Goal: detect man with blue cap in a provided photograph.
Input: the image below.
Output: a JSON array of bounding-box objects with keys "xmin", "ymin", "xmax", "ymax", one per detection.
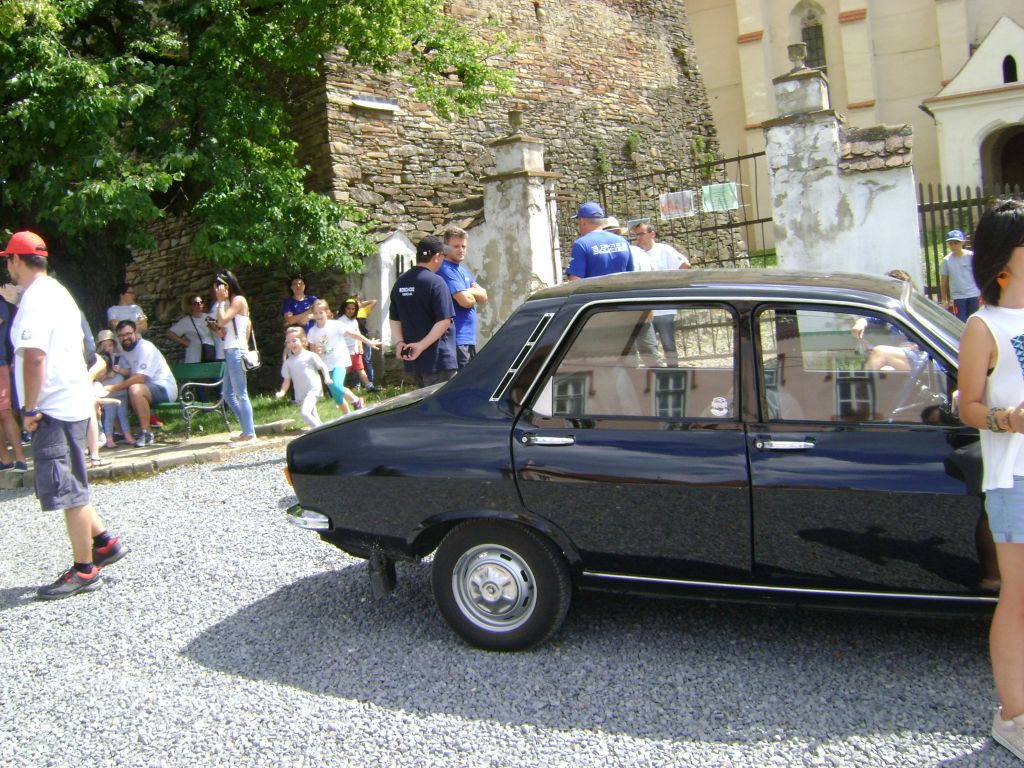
[
  {"xmin": 566, "ymin": 201, "xmax": 634, "ymax": 280},
  {"xmin": 939, "ymin": 229, "xmax": 980, "ymax": 318}
]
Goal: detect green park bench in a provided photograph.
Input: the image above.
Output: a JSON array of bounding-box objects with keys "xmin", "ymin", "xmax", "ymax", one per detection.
[{"xmin": 152, "ymin": 361, "xmax": 231, "ymax": 439}]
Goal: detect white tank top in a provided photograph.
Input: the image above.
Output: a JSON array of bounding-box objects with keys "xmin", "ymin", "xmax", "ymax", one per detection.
[
  {"xmin": 224, "ymin": 311, "xmax": 250, "ymax": 351},
  {"xmin": 974, "ymin": 304, "xmax": 1024, "ymax": 490}
]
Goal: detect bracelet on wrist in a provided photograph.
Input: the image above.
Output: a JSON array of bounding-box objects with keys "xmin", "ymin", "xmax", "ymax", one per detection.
[{"xmin": 988, "ymin": 407, "xmax": 1015, "ymax": 433}]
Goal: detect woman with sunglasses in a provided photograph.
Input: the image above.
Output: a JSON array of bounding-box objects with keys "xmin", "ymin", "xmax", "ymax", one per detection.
[
  {"xmin": 212, "ymin": 270, "xmax": 256, "ymax": 442},
  {"xmin": 166, "ymin": 295, "xmax": 218, "ymax": 363}
]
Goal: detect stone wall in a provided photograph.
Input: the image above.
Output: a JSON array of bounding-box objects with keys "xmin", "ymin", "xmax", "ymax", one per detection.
[
  {"xmin": 128, "ymin": 0, "xmax": 719, "ymax": 389},
  {"xmin": 126, "ymin": 217, "xmax": 356, "ymax": 392},
  {"xmin": 307, "ymin": 0, "xmax": 717, "ymax": 245}
]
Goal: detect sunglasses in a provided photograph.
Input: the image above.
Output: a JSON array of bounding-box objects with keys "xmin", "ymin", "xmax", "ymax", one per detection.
[{"xmin": 191, "ymin": 299, "xmax": 204, "ymax": 305}]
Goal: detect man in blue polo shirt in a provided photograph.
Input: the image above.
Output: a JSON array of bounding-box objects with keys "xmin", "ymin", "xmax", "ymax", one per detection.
[
  {"xmin": 389, "ymin": 236, "xmax": 457, "ymax": 387},
  {"xmin": 438, "ymin": 226, "xmax": 488, "ymax": 369},
  {"xmin": 566, "ymin": 201, "xmax": 634, "ymax": 280}
]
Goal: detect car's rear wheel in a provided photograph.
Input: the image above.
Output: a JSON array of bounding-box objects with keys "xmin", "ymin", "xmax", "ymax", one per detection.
[{"xmin": 432, "ymin": 521, "xmax": 571, "ymax": 651}]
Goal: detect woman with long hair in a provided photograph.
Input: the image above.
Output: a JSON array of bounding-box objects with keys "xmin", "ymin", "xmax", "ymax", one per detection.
[
  {"xmin": 957, "ymin": 198, "xmax": 1024, "ymax": 760},
  {"xmin": 213, "ymin": 270, "xmax": 256, "ymax": 441}
]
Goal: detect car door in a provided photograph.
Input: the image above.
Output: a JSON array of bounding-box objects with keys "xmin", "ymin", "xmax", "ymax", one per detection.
[
  {"xmin": 511, "ymin": 302, "xmax": 752, "ymax": 581},
  {"xmin": 748, "ymin": 304, "xmax": 985, "ymax": 595}
]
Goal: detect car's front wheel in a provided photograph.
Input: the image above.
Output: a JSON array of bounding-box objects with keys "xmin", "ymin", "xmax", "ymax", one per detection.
[{"xmin": 432, "ymin": 521, "xmax": 572, "ymax": 651}]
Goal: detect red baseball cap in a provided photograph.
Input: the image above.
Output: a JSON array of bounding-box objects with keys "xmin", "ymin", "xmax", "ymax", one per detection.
[{"xmin": 1, "ymin": 230, "xmax": 48, "ymax": 257}]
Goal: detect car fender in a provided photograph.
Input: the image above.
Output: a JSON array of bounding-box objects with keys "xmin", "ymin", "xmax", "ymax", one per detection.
[{"xmin": 408, "ymin": 508, "xmax": 584, "ymax": 574}]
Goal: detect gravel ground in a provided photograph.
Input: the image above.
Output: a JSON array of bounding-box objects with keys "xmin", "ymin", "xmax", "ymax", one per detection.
[{"xmin": 0, "ymin": 447, "xmax": 1015, "ymax": 767}]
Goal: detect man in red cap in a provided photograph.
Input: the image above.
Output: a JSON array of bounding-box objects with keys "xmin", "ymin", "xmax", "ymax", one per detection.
[{"xmin": 2, "ymin": 231, "xmax": 127, "ymax": 599}]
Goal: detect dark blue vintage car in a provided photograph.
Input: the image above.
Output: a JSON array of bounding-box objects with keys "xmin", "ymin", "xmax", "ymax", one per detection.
[{"xmin": 285, "ymin": 270, "xmax": 995, "ymax": 650}]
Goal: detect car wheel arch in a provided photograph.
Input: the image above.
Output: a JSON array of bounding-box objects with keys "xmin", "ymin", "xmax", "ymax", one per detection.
[{"xmin": 409, "ymin": 508, "xmax": 583, "ymax": 572}]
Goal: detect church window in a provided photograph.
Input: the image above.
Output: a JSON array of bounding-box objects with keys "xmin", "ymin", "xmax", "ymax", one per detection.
[{"xmin": 1004, "ymin": 56, "xmax": 1019, "ymax": 84}]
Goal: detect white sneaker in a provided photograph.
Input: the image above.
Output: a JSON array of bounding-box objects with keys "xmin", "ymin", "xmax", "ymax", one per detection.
[{"xmin": 992, "ymin": 708, "xmax": 1024, "ymax": 760}]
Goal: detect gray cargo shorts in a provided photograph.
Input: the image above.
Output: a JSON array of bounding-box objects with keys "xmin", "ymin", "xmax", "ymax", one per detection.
[{"xmin": 32, "ymin": 416, "xmax": 91, "ymax": 511}]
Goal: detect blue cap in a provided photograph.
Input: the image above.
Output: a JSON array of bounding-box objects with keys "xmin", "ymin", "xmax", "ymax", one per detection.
[
  {"xmin": 946, "ymin": 230, "xmax": 965, "ymax": 242},
  {"xmin": 571, "ymin": 201, "xmax": 605, "ymax": 219}
]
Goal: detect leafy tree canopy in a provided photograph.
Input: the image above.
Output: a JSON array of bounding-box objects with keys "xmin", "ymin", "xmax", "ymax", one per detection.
[{"xmin": 0, "ymin": 0, "xmax": 512, "ymax": 272}]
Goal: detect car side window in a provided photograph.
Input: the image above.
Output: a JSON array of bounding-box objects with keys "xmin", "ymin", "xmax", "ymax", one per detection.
[
  {"xmin": 757, "ymin": 307, "xmax": 953, "ymax": 424},
  {"xmin": 528, "ymin": 305, "xmax": 737, "ymax": 424}
]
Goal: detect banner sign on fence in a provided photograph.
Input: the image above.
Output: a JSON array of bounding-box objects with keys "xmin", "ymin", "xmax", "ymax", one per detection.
[
  {"xmin": 701, "ymin": 182, "xmax": 740, "ymax": 212},
  {"xmin": 659, "ymin": 190, "xmax": 696, "ymax": 220}
]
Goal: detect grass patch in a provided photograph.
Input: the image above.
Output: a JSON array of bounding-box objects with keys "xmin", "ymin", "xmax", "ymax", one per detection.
[
  {"xmin": 747, "ymin": 248, "xmax": 777, "ymax": 268},
  {"xmin": 154, "ymin": 382, "xmax": 415, "ymax": 439}
]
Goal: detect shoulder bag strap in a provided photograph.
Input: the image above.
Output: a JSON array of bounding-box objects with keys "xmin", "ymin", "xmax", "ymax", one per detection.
[{"xmin": 231, "ymin": 310, "xmax": 257, "ymax": 351}]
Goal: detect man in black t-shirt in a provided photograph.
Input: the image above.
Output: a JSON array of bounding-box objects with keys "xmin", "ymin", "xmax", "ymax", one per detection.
[{"xmin": 389, "ymin": 236, "xmax": 457, "ymax": 387}]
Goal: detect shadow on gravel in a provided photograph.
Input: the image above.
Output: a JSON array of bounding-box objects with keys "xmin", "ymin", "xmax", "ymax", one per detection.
[
  {"xmin": 0, "ymin": 585, "xmax": 41, "ymax": 611},
  {"xmin": 183, "ymin": 562, "xmax": 996, "ymax": 747}
]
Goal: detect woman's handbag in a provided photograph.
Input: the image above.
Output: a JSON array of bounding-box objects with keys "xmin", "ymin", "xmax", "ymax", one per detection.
[
  {"xmin": 189, "ymin": 317, "xmax": 218, "ymax": 362},
  {"xmin": 238, "ymin": 317, "xmax": 261, "ymax": 371},
  {"xmin": 243, "ymin": 348, "xmax": 261, "ymax": 371}
]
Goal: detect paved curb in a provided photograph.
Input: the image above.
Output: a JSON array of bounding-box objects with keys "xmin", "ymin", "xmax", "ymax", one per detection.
[{"xmin": 0, "ymin": 419, "xmax": 296, "ymax": 490}]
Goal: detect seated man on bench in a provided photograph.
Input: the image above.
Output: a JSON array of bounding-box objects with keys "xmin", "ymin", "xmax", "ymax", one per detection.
[{"xmin": 106, "ymin": 320, "xmax": 178, "ymax": 447}]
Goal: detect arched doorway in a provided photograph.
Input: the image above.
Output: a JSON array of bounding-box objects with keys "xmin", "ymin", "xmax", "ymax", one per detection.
[{"xmin": 982, "ymin": 125, "xmax": 1024, "ymax": 190}]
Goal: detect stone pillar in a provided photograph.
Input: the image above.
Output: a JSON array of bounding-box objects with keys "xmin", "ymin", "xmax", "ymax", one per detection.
[
  {"xmin": 468, "ymin": 115, "xmax": 561, "ymax": 344},
  {"xmin": 763, "ymin": 44, "xmax": 922, "ymax": 285}
]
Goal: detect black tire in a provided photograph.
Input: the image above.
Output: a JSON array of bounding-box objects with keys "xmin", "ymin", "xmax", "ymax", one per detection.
[{"xmin": 431, "ymin": 521, "xmax": 572, "ymax": 651}]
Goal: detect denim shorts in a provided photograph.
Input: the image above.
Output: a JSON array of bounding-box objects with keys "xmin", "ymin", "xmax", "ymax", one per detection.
[
  {"xmin": 145, "ymin": 380, "xmax": 175, "ymax": 404},
  {"xmin": 986, "ymin": 476, "xmax": 1024, "ymax": 543},
  {"xmin": 32, "ymin": 416, "xmax": 91, "ymax": 511}
]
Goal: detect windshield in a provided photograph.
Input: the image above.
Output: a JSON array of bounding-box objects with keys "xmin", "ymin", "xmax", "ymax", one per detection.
[{"xmin": 908, "ymin": 290, "xmax": 964, "ymax": 351}]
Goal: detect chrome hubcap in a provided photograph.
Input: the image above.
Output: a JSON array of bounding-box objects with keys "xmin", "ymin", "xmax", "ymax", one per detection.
[{"xmin": 452, "ymin": 544, "xmax": 535, "ymax": 632}]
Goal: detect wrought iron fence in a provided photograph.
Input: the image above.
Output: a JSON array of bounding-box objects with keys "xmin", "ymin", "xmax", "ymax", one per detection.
[
  {"xmin": 918, "ymin": 183, "xmax": 1023, "ymax": 299},
  {"xmin": 555, "ymin": 151, "xmax": 773, "ymax": 272}
]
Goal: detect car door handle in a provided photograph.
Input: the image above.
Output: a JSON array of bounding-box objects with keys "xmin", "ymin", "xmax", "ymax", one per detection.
[
  {"xmin": 754, "ymin": 438, "xmax": 816, "ymax": 451},
  {"xmin": 521, "ymin": 434, "xmax": 576, "ymax": 446}
]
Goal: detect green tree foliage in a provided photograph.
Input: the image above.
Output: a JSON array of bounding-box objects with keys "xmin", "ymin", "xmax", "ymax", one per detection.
[{"xmin": 0, "ymin": 0, "xmax": 512, "ymax": 273}]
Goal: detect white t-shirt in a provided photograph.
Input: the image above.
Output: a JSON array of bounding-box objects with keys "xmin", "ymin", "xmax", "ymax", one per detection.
[
  {"xmin": 207, "ymin": 309, "xmax": 225, "ymax": 359},
  {"xmin": 168, "ymin": 314, "xmax": 217, "ymax": 364},
  {"xmin": 119, "ymin": 338, "xmax": 178, "ymax": 399},
  {"xmin": 281, "ymin": 349, "xmax": 327, "ymax": 400},
  {"xmin": 337, "ymin": 315, "xmax": 361, "ymax": 355},
  {"xmin": 307, "ymin": 320, "xmax": 352, "ymax": 370},
  {"xmin": 107, "ymin": 303, "xmax": 145, "ymax": 328},
  {"xmin": 630, "ymin": 245, "xmax": 653, "ymax": 272},
  {"xmin": 646, "ymin": 242, "xmax": 689, "ymax": 270},
  {"xmin": 223, "ymin": 311, "xmax": 250, "ymax": 351},
  {"xmin": 12, "ymin": 274, "xmax": 94, "ymax": 421},
  {"xmin": 643, "ymin": 242, "xmax": 689, "ymax": 318}
]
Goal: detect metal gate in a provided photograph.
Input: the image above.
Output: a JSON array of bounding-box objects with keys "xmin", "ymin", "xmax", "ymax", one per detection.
[
  {"xmin": 918, "ymin": 183, "xmax": 1023, "ymax": 299},
  {"xmin": 555, "ymin": 151, "xmax": 773, "ymax": 271}
]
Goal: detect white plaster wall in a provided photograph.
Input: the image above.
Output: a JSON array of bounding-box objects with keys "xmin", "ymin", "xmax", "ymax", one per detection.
[
  {"xmin": 933, "ymin": 91, "xmax": 1024, "ymax": 187},
  {"xmin": 468, "ymin": 175, "xmax": 559, "ymax": 344},
  {"xmin": 838, "ymin": 167, "xmax": 923, "ymax": 285},
  {"xmin": 766, "ymin": 117, "xmax": 923, "ymax": 284},
  {"xmin": 936, "ymin": 15, "xmax": 1024, "ymax": 96},
  {"xmin": 365, "ymin": 230, "xmax": 415, "ymax": 345},
  {"xmin": 929, "ymin": 15, "xmax": 1024, "ymax": 187}
]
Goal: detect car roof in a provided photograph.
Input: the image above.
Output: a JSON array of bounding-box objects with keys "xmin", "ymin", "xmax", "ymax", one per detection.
[{"xmin": 527, "ymin": 269, "xmax": 908, "ymax": 305}]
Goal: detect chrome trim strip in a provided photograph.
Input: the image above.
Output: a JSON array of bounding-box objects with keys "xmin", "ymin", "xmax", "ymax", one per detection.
[
  {"xmin": 583, "ymin": 570, "xmax": 998, "ymax": 603},
  {"xmin": 514, "ymin": 294, "xmax": 958, "ymax": 409},
  {"xmin": 490, "ymin": 312, "xmax": 555, "ymax": 402}
]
